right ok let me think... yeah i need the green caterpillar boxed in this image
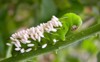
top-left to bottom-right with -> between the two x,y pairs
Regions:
7,13 -> 82,54
46,13 -> 82,42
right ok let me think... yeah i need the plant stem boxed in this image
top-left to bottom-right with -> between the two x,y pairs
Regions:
1,24 -> 100,62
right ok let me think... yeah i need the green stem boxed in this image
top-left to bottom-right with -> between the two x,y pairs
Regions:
1,24 -> 100,62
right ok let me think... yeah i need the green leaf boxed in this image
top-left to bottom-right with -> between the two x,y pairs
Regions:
97,52 -> 100,62
81,37 -> 97,54
0,35 -> 5,59
38,0 -> 57,22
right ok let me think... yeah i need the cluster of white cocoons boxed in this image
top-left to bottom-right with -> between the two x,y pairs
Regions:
7,16 -> 62,53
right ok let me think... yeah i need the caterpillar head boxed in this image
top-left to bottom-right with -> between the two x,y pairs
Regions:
60,13 -> 82,31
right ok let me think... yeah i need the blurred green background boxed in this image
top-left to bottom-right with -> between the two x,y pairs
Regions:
0,0 -> 100,62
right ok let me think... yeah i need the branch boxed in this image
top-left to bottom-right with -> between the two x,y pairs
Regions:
1,24 -> 100,62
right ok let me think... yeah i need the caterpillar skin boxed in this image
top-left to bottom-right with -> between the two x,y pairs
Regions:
7,13 -> 82,54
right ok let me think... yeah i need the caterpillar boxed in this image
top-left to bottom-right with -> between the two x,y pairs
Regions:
6,13 -> 82,53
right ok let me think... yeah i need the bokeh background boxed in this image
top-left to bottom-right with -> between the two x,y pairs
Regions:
0,0 -> 100,62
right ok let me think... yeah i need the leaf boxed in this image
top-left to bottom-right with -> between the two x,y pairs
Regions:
38,0 -> 57,22
0,35 -> 4,59
81,37 -> 97,54
0,5 -> 9,57
97,52 -> 100,62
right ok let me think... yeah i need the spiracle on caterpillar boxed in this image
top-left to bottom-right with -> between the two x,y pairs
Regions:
6,16 -> 62,53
